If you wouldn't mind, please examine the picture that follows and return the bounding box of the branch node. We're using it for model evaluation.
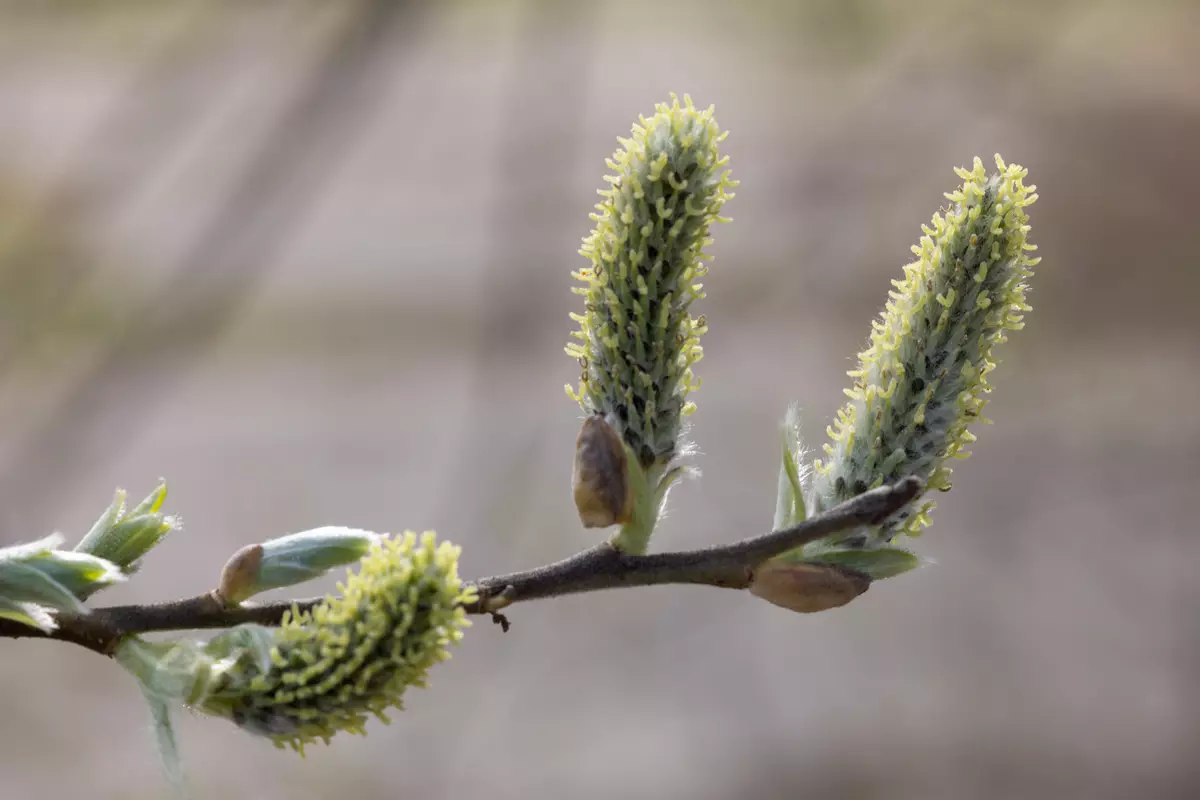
[474,585,516,631]
[1,478,926,651]
[866,475,924,524]
[482,585,516,613]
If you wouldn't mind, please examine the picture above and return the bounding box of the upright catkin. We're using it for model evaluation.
[566,93,736,470]
[808,155,1040,549]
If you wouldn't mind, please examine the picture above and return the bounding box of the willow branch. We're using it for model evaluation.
[0,477,920,657]
[467,476,920,608]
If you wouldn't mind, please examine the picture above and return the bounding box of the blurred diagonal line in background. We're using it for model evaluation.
[0,0,426,538]
[438,0,593,781]
[440,0,593,553]
[0,4,215,377]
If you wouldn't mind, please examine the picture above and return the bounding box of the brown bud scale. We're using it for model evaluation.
[572,415,634,528]
[748,561,870,614]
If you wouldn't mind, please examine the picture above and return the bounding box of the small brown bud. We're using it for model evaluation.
[572,414,634,528]
[748,561,870,613]
[216,543,264,606]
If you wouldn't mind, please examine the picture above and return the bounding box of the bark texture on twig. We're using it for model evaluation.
[0,478,921,657]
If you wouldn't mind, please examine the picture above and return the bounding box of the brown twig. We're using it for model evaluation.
[0,478,920,658]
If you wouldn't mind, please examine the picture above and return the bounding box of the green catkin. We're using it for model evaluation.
[199,532,472,752]
[566,93,736,469]
[808,155,1040,549]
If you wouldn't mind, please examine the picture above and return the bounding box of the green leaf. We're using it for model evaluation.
[140,687,188,799]
[203,624,275,674]
[799,547,922,580]
[774,457,793,532]
[782,447,805,524]
[0,597,57,632]
[115,638,216,706]
[0,533,124,614]
[609,448,655,555]
[117,637,209,796]
[23,549,125,601]
[1,533,63,561]
[773,405,808,530]
[0,561,83,611]
[76,489,126,554]
[0,555,87,614]
[130,481,168,517]
[101,514,178,570]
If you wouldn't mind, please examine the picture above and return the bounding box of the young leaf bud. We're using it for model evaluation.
[216,544,265,606]
[74,482,179,572]
[252,526,379,595]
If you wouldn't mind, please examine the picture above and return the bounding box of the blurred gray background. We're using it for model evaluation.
[1,1,1197,798]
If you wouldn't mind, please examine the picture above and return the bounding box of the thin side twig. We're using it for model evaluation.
[0,478,920,657]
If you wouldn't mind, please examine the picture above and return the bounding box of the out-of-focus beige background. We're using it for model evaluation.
[1,1,1197,798]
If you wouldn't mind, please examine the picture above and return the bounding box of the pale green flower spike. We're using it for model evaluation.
[196,531,472,753]
[805,154,1039,555]
[565,93,736,553]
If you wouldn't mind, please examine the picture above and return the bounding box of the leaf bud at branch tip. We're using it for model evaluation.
[215,544,264,606]
[211,527,380,603]
[74,482,179,573]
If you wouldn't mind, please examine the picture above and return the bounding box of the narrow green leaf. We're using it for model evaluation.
[783,406,807,524]
[74,485,178,571]
[773,405,808,530]
[203,624,276,674]
[103,514,177,568]
[118,637,192,798]
[24,550,125,601]
[610,448,655,555]
[130,481,168,517]
[0,560,86,614]
[76,489,126,554]
[774,455,794,532]
[801,547,922,580]
[783,447,806,522]
[1,533,63,561]
[1,533,121,606]
[0,597,56,632]
[141,688,188,799]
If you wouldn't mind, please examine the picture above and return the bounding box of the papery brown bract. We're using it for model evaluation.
[748,561,870,614]
[572,415,634,528]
